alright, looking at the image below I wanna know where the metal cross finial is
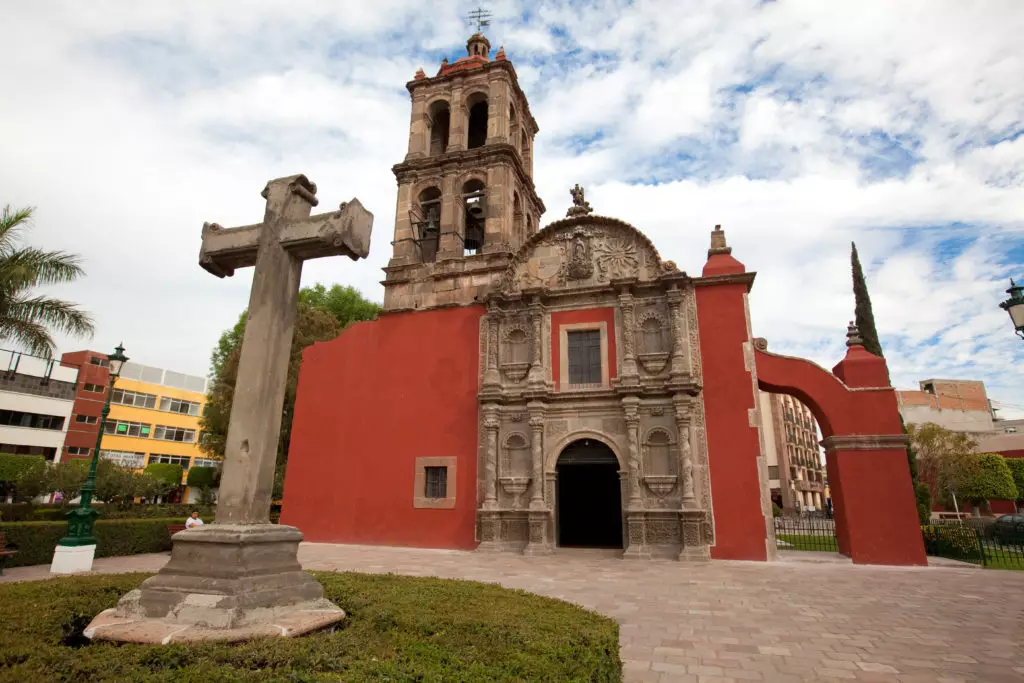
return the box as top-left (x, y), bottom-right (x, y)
top-left (468, 7), bottom-right (492, 32)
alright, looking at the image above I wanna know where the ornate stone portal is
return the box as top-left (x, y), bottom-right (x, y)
top-left (477, 198), bottom-right (713, 561)
top-left (85, 176), bottom-right (374, 643)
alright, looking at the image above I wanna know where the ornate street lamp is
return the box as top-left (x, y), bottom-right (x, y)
top-left (51, 343), bottom-right (128, 574)
top-left (1000, 279), bottom-right (1024, 340)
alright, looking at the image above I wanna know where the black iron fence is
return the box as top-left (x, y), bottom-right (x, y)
top-left (923, 519), bottom-right (1024, 570)
top-left (773, 515), bottom-right (838, 552)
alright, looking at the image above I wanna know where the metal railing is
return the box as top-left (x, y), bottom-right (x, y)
top-left (923, 519), bottom-right (1024, 570)
top-left (773, 515), bottom-right (838, 552)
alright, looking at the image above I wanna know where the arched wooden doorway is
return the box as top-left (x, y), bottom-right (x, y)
top-left (555, 439), bottom-right (623, 548)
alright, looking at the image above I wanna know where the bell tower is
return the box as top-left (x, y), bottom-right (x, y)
top-left (383, 29), bottom-right (545, 311)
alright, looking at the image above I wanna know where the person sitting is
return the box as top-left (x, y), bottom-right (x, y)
top-left (185, 510), bottom-right (204, 529)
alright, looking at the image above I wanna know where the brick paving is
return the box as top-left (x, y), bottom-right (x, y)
top-left (3, 545), bottom-right (1023, 682)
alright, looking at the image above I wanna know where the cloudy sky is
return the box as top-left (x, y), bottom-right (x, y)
top-left (2, 1), bottom-right (1022, 417)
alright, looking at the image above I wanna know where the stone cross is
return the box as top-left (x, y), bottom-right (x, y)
top-left (199, 174), bottom-right (373, 524)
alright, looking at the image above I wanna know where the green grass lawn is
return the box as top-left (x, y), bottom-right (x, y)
top-left (981, 547), bottom-right (1024, 570)
top-left (776, 533), bottom-right (839, 552)
top-left (0, 572), bottom-right (621, 682)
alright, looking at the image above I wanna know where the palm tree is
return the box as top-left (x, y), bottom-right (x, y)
top-left (0, 205), bottom-right (95, 356)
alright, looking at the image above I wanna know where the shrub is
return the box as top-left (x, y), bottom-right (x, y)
top-left (144, 463), bottom-right (183, 487)
top-left (0, 503), bottom-right (215, 522)
top-left (0, 518), bottom-right (181, 568)
top-left (186, 465), bottom-right (219, 489)
top-left (915, 481), bottom-right (932, 525)
top-left (921, 524), bottom-right (982, 563)
top-left (1005, 458), bottom-right (1024, 503)
top-left (771, 502), bottom-right (783, 518)
top-left (0, 572), bottom-right (621, 681)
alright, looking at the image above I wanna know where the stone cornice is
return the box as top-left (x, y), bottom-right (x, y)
top-left (392, 143), bottom-right (545, 213)
top-left (820, 434), bottom-right (909, 451)
top-left (691, 272), bottom-right (757, 291)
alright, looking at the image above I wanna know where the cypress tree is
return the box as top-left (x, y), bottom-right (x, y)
top-left (851, 242), bottom-right (915, 483)
top-left (851, 241), bottom-right (884, 357)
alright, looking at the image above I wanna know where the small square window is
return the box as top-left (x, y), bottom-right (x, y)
top-left (424, 466), bottom-right (447, 499)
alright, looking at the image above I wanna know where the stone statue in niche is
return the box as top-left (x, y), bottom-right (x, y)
top-left (562, 228), bottom-right (594, 281)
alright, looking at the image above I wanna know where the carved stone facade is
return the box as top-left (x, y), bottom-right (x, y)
top-left (476, 215), bottom-right (713, 560)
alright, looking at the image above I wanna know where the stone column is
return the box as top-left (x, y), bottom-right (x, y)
top-left (667, 285), bottom-right (689, 380)
top-left (438, 173), bottom-right (461, 260)
top-left (622, 397), bottom-right (651, 559)
top-left (526, 298), bottom-right (546, 387)
top-left (527, 404), bottom-right (545, 510)
top-left (523, 401), bottom-right (552, 556)
top-left (482, 302), bottom-right (502, 390)
top-left (447, 86), bottom-right (466, 152)
top-left (618, 287), bottom-right (639, 380)
top-left (673, 398), bottom-right (697, 507)
top-left (482, 405), bottom-right (499, 510)
top-left (622, 396), bottom-right (643, 506)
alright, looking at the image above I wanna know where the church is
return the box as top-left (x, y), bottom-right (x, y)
top-left (280, 31), bottom-right (926, 565)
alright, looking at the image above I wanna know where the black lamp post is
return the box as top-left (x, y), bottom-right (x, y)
top-left (1000, 279), bottom-right (1024, 340)
top-left (58, 343), bottom-right (129, 547)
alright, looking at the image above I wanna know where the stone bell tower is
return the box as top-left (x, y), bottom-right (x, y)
top-left (383, 32), bottom-right (546, 311)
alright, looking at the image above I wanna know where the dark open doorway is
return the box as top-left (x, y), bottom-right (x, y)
top-left (556, 439), bottom-right (623, 548)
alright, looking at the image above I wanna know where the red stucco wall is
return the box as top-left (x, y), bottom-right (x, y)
top-left (694, 281), bottom-right (767, 561)
top-left (280, 305), bottom-right (484, 549)
top-left (550, 308), bottom-right (618, 390)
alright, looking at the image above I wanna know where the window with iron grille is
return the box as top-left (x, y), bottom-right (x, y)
top-left (567, 329), bottom-right (602, 385)
top-left (424, 466), bottom-right (448, 499)
top-left (768, 465), bottom-right (779, 479)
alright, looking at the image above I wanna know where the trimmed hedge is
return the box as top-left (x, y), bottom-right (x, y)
top-left (958, 453), bottom-right (1018, 503)
top-left (0, 503), bottom-right (216, 523)
top-left (0, 572), bottom-right (621, 681)
top-left (144, 462), bottom-right (183, 487)
top-left (186, 465), bottom-right (219, 488)
top-left (0, 518), bottom-right (181, 568)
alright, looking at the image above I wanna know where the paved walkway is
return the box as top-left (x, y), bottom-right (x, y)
top-left (3, 545), bottom-right (1023, 682)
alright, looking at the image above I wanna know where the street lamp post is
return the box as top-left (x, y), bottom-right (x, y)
top-left (1000, 279), bottom-right (1024, 340)
top-left (51, 343), bottom-right (128, 574)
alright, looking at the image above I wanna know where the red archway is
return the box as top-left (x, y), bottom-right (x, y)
top-left (755, 342), bottom-right (926, 565)
top-left (694, 225), bottom-right (925, 566)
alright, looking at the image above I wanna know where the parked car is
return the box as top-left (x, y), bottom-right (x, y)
top-left (991, 514), bottom-right (1024, 544)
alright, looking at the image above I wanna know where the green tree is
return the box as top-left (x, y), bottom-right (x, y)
top-left (0, 205), bottom-right (95, 356)
top-left (187, 465), bottom-right (220, 507)
top-left (94, 460), bottom-right (139, 508)
top-left (12, 458), bottom-right (50, 502)
top-left (953, 453), bottom-right (1018, 514)
top-left (1005, 458), bottom-right (1024, 504)
top-left (914, 481), bottom-right (932, 525)
top-left (200, 284), bottom-right (380, 478)
top-left (908, 422), bottom-right (978, 506)
top-left (143, 463), bottom-right (183, 502)
top-left (851, 241), bottom-right (883, 358)
top-left (49, 459), bottom-right (89, 504)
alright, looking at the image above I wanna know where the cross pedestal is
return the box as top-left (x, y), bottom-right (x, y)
top-left (85, 175), bottom-right (373, 644)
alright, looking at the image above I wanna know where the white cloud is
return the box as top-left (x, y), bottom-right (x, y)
top-left (0, 0), bottom-right (1022, 419)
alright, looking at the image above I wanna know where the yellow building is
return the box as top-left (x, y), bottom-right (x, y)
top-left (98, 360), bottom-right (220, 503)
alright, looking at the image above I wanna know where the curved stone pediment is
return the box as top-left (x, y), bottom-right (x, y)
top-left (502, 215), bottom-right (678, 293)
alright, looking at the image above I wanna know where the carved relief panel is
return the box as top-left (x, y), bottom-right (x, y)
top-left (499, 317), bottom-right (532, 383)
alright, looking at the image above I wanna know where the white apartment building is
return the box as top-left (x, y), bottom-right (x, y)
top-left (0, 349), bottom-right (79, 462)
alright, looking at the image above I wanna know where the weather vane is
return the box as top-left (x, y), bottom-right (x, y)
top-left (468, 7), bottom-right (492, 32)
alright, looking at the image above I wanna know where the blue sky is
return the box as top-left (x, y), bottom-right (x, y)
top-left (1, 0), bottom-right (1022, 417)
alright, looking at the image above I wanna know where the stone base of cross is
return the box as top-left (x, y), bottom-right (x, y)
top-left (83, 174), bottom-right (373, 644)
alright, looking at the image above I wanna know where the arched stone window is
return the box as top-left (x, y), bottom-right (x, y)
top-left (503, 433), bottom-right (531, 477)
top-left (509, 103), bottom-right (519, 150)
top-left (513, 192), bottom-right (524, 244)
top-left (467, 93), bottom-right (488, 149)
top-left (462, 178), bottom-right (486, 255)
top-left (644, 428), bottom-right (674, 476)
top-left (427, 100), bottom-right (450, 156)
top-left (416, 187), bottom-right (441, 263)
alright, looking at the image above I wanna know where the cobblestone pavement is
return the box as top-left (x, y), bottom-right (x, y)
top-left (3, 545), bottom-right (1023, 682)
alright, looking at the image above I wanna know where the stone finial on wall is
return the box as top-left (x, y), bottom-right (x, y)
top-left (708, 224), bottom-right (732, 256)
top-left (845, 321), bottom-right (864, 347)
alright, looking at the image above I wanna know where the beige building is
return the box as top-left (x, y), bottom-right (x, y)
top-left (897, 379), bottom-right (996, 434)
top-left (759, 388), bottom-right (826, 514)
